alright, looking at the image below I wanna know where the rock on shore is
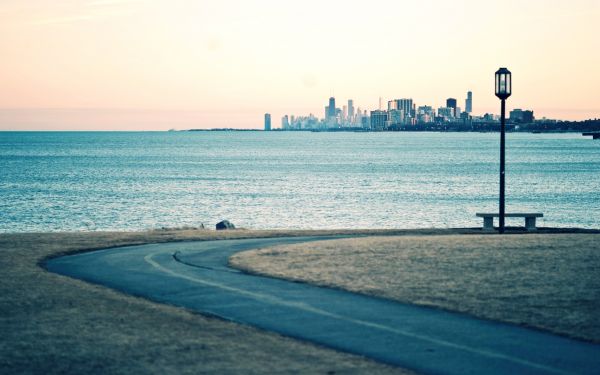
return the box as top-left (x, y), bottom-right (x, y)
top-left (216, 220), bottom-right (235, 230)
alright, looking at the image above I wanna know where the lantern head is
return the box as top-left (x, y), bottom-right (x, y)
top-left (495, 67), bottom-right (512, 99)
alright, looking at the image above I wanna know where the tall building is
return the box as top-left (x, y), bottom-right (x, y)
top-left (465, 91), bottom-right (473, 113)
top-left (388, 109), bottom-right (404, 125)
top-left (395, 99), bottom-right (413, 118)
top-left (438, 107), bottom-right (453, 119)
top-left (509, 109), bottom-right (535, 123)
top-left (446, 98), bottom-right (457, 109)
top-left (446, 98), bottom-right (457, 117)
top-left (281, 115), bottom-right (289, 129)
top-left (361, 115), bottom-right (369, 128)
top-left (417, 106), bottom-right (434, 123)
top-left (348, 100), bottom-right (354, 121)
top-left (418, 105), bottom-right (434, 116)
top-left (326, 97), bottom-right (336, 119)
top-left (370, 110), bottom-right (388, 131)
top-left (264, 113), bottom-right (271, 131)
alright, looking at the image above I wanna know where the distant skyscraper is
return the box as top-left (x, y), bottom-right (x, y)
top-left (418, 105), bottom-right (434, 116)
top-left (446, 98), bottom-right (457, 117)
top-left (281, 115), bottom-right (289, 129)
top-left (264, 113), bottom-right (271, 131)
top-left (417, 105), bottom-right (434, 123)
top-left (438, 107), bottom-right (453, 118)
top-left (446, 98), bottom-right (457, 109)
top-left (388, 109), bottom-right (404, 125)
top-left (361, 116), bottom-right (369, 128)
top-left (370, 110), bottom-right (387, 130)
top-left (327, 97), bottom-right (336, 119)
top-left (465, 91), bottom-right (473, 113)
top-left (395, 99), bottom-right (413, 119)
top-left (348, 100), bottom-right (354, 121)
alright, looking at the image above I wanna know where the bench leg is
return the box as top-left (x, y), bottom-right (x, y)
top-left (525, 217), bottom-right (537, 231)
top-left (483, 217), bottom-right (494, 230)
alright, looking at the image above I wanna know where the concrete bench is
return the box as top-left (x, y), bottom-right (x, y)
top-left (476, 213), bottom-right (543, 231)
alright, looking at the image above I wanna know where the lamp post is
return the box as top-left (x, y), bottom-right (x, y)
top-left (495, 67), bottom-right (511, 234)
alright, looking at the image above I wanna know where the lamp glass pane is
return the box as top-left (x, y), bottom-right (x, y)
top-left (495, 74), bottom-right (499, 94)
top-left (499, 74), bottom-right (506, 94)
top-left (507, 74), bottom-right (511, 94)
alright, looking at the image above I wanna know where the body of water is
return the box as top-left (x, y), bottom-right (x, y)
top-left (1, 131), bottom-right (598, 232)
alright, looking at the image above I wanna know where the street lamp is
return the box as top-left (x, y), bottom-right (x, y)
top-left (495, 67), bottom-right (511, 233)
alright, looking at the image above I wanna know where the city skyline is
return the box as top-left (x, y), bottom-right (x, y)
top-left (0, 0), bottom-right (599, 130)
top-left (279, 91), bottom-right (544, 131)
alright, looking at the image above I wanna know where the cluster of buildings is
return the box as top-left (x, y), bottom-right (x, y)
top-left (265, 92), bottom-right (534, 131)
top-left (508, 108), bottom-right (535, 124)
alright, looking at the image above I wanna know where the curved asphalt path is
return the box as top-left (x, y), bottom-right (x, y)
top-left (45, 236), bottom-right (600, 375)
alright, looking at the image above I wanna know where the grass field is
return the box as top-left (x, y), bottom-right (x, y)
top-left (0, 229), bottom-right (418, 375)
top-left (231, 233), bottom-right (600, 343)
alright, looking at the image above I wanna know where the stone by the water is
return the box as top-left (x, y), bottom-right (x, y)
top-left (216, 220), bottom-right (235, 230)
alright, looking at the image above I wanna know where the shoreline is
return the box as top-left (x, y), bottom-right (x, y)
top-left (2, 228), bottom-right (599, 374)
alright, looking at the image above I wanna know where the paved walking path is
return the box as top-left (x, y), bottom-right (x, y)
top-left (45, 237), bottom-right (600, 375)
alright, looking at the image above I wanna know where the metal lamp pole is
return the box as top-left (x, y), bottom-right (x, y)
top-left (495, 68), bottom-right (511, 234)
top-left (499, 98), bottom-right (506, 233)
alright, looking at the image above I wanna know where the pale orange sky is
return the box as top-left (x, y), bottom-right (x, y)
top-left (0, 0), bottom-right (598, 130)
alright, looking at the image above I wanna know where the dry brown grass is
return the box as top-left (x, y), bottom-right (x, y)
top-left (230, 233), bottom-right (600, 343)
top-left (0, 229), bottom-right (420, 375)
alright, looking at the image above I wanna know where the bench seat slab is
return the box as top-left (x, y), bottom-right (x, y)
top-left (476, 213), bottom-right (543, 231)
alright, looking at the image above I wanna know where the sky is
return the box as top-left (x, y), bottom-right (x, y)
top-left (0, 0), bottom-right (598, 130)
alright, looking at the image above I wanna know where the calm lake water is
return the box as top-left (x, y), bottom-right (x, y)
top-left (1, 131), bottom-right (598, 232)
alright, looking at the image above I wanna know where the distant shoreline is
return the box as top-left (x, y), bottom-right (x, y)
top-left (187, 118), bottom-right (600, 133)
top-left (186, 128), bottom-right (599, 134)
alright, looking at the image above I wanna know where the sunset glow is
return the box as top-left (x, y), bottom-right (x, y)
top-left (1, 0), bottom-right (598, 129)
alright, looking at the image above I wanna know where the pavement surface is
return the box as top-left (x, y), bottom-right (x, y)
top-left (45, 236), bottom-right (600, 375)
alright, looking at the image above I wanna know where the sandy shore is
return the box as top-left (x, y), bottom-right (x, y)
top-left (0, 229), bottom-right (423, 375)
top-left (231, 232), bottom-right (600, 344)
